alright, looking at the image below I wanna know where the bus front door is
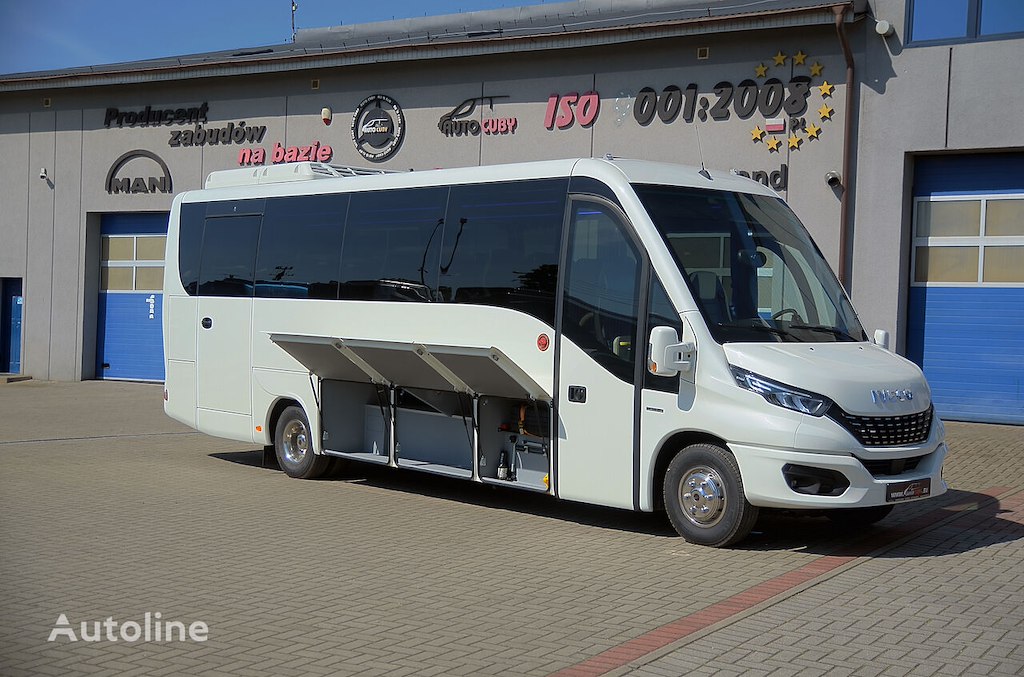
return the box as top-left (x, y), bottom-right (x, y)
top-left (556, 199), bottom-right (643, 510)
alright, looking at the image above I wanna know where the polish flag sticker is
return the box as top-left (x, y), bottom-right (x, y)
top-left (765, 118), bottom-right (786, 133)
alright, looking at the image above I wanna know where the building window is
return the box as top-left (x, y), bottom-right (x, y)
top-left (912, 196), bottom-right (1024, 285)
top-left (909, 0), bottom-right (1024, 43)
top-left (100, 235), bottom-right (166, 292)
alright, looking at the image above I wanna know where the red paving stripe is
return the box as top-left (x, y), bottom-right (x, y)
top-left (549, 486), bottom-right (1016, 677)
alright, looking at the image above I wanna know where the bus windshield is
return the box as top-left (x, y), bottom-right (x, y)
top-left (634, 184), bottom-right (866, 344)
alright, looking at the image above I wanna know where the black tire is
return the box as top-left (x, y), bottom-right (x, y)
top-left (663, 443), bottom-right (759, 547)
top-left (274, 405), bottom-right (331, 479)
top-left (825, 504), bottom-right (894, 527)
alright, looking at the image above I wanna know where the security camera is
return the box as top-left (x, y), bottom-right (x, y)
top-left (825, 170), bottom-right (841, 188)
top-left (321, 107), bottom-right (333, 126)
top-left (875, 19), bottom-right (895, 37)
top-left (39, 168), bottom-right (48, 180)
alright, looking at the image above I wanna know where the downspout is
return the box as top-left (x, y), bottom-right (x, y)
top-left (833, 3), bottom-right (855, 291)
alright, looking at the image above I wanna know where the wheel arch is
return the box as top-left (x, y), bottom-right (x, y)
top-left (650, 430), bottom-right (731, 511)
top-left (266, 396), bottom-right (303, 446)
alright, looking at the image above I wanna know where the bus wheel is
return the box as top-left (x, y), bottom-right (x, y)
top-left (825, 504), bottom-right (893, 527)
top-left (663, 443), bottom-right (758, 547)
top-left (274, 406), bottom-right (331, 479)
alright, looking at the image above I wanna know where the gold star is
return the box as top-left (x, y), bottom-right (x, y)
top-left (788, 134), bottom-right (802, 150)
top-left (766, 136), bottom-right (782, 152)
top-left (773, 51), bottom-right (787, 66)
top-left (810, 62), bottom-right (824, 77)
top-left (817, 81), bottom-right (835, 97)
top-left (754, 63), bottom-right (769, 78)
top-left (793, 50), bottom-right (807, 65)
top-left (818, 103), bottom-right (834, 120)
top-left (806, 123), bottom-right (822, 140)
top-left (751, 126), bottom-right (766, 142)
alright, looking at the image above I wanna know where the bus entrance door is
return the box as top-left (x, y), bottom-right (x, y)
top-left (555, 199), bottom-right (643, 510)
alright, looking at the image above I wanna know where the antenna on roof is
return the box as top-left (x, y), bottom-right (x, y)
top-left (291, 1), bottom-right (298, 41)
top-left (693, 121), bottom-right (712, 181)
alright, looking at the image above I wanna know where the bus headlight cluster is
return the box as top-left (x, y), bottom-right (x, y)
top-left (730, 366), bottom-right (831, 417)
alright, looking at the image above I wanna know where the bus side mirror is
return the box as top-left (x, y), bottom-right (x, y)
top-left (648, 326), bottom-right (695, 377)
top-left (873, 329), bottom-right (890, 350)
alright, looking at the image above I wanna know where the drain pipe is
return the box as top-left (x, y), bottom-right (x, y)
top-left (833, 3), bottom-right (855, 292)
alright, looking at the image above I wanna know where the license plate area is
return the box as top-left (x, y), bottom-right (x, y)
top-left (886, 478), bottom-right (931, 502)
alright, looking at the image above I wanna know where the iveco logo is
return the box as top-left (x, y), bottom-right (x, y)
top-left (871, 389), bottom-right (914, 404)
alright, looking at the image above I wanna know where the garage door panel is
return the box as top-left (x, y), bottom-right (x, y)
top-left (96, 293), bottom-right (165, 380)
top-left (908, 155), bottom-right (1024, 424)
top-left (96, 214), bottom-right (168, 381)
top-left (907, 286), bottom-right (1023, 424)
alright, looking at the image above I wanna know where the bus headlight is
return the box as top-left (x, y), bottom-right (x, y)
top-left (730, 366), bottom-right (831, 417)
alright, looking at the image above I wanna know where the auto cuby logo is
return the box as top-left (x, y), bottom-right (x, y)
top-left (351, 94), bottom-right (405, 162)
top-left (438, 95), bottom-right (517, 137)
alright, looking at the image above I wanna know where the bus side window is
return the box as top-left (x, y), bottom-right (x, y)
top-left (340, 187), bottom-right (449, 302)
top-left (178, 203), bottom-right (205, 295)
top-left (644, 276), bottom-right (682, 393)
top-left (197, 214), bottom-right (262, 297)
top-left (442, 179), bottom-right (567, 326)
top-left (255, 194), bottom-right (348, 299)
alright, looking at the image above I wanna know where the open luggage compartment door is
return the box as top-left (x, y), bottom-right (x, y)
top-left (267, 333), bottom-right (550, 402)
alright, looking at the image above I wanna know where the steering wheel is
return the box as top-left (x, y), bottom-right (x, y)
top-left (772, 308), bottom-right (802, 322)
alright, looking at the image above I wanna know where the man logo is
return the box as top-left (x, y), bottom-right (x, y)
top-left (105, 150), bottom-right (173, 195)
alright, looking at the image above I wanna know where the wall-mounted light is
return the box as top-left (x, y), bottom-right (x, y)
top-left (874, 19), bottom-right (895, 37)
top-left (321, 107), bottom-right (333, 126)
top-left (39, 168), bottom-right (48, 180)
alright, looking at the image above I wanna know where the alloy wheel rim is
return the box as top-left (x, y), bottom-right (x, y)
top-left (282, 419), bottom-right (308, 465)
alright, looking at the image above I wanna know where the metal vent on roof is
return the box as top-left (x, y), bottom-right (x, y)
top-left (203, 161), bottom-right (395, 189)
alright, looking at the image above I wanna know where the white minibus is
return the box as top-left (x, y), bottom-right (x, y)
top-left (163, 158), bottom-right (947, 547)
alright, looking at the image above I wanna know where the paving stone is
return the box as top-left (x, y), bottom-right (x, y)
top-left (1, 382), bottom-right (1022, 677)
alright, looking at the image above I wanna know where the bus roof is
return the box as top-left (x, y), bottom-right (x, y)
top-left (188, 157), bottom-right (777, 203)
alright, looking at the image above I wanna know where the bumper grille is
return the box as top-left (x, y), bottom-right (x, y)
top-left (857, 454), bottom-right (926, 477)
top-left (828, 405), bottom-right (933, 448)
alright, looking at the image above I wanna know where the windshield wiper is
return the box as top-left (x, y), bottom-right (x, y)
top-left (718, 321), bottom-right (798, 340)
top-left (788, 324), bottom-right (858, 341)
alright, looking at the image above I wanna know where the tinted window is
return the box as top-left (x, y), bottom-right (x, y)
top-left (255, 194), bottom-right (348, 299)
top-left (561, 200), bottom-right (642, 383)
top-left (636, 184), bottom-right (865, 344)
top-left (644, 276), bottom-right (682, 393)
top-left (910, 0), bottom-right (970, 41)
top-left (980, 0), bottom-right (1024, 36)
top-left (198, 214), bottom-right (262, 297)
top-left (178, 203), bottom-right (205, 294)
top-left (340, 187), bottom-right (450, 302)
top-left (441, 179), bottom-right (567, 325)
top-left (909, 0), bottom-right (1024, 42)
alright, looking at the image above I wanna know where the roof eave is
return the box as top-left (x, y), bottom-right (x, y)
top-left (0, 3), bottom-right (858, 93)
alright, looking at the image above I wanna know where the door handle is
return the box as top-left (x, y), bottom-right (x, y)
top-left (201, 317), bottom-right (213, 329)
top-left (567, 385), bottom-right (587, 403)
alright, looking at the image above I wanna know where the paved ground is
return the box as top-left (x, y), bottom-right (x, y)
top-left (0, 380), bottom-right (1021, 677)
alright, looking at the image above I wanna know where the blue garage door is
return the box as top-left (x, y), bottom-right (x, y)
top-left (1, 278), bottom-right (23, 374)
top-left (96, 213), bottom-right (168, 381)
top-left (906, 154), bottom-right (1024, 424)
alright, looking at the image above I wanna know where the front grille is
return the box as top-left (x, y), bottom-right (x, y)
top-left (828, 405), bottom-right (933, 447)
top-left (857, 454), bottom-right (926, 477)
